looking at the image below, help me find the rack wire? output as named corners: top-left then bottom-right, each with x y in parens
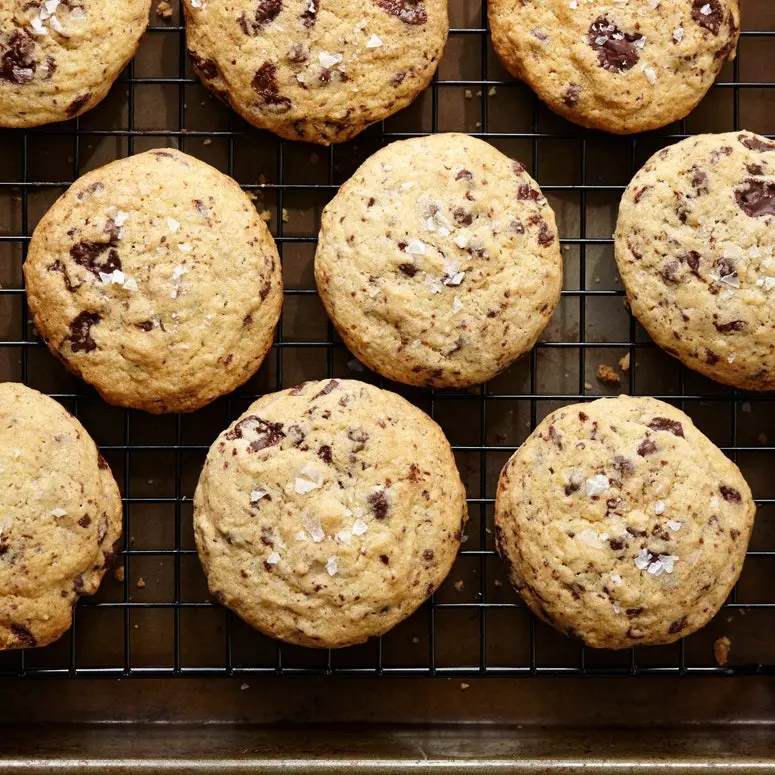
top-left (0, 0), bottom-right (773, 679)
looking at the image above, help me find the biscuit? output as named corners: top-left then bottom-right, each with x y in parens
top-left (315, 133), bottom-right (563, 388)
top-left (495, 395), bottom-right (755, 649)
top-left (194, 378), bottom-right (467, 648)
top-left (24, 148), bottom-right (283, 414)
top-left (183, 0), bottom-right (448, 145)
top-left (0, 0), bottom-right (151, 128)
top-left (0, 382), bottom-right (122, 651)
top-left (489, 0), bottom-right (740, 134)
top-left (615, 130), bottom-right (775, 391)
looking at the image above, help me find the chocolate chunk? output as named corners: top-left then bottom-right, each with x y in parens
top-left (648, 418), bottom-right (684, 438)
top-left (692, 0), bottom-right (723, 35)
top-left (711, 146), bottom-right (733, 164)
top-left (633, 185), bottom-right (651, 204)
top-left (714, 319), bottom-right (747, 333)
top-left (735, 179), bottom-right (775, 218)
top-left (239, 0), bottom-right (283, 35)
top-left (510, 219), bottom-right (525, 235)
top-left (300, 0), bottom-right (318, 26)
top-left (10, 623), bottom-right (36, 648)
top-left (611, 455), bottom-right (634, 478)
top-left (715, 257), bottom-right (737, 282)
top-left (380, 554), bottom-right (390, 565)
top-left (456, 169), bottom-right (473, 182)
top-left (98, 454), bottom-right (109, 470)
top-left (371, 0), bottom-right (427, 25)
top-left (48, 260), bottom-right (77, 292)
top-left (314, 379), bottom-right (339, 398)
top-left (70, 235), bottom-right (121, 277)
top-left (637, 437), bottom-right (657, 457)
top-left (225, 415), bottom-right (285, 451)
top-left (608, 537), bottom-right (625, 551)
top-left (720, 484), bottom-right (742, 503)
top-left (347, 427), bottom-right (369, 453)
top-left (739, 133), bottom-right (775, 152)
top-left (563, 84), bottom-right (580, 107)
top-left (691, 166), bottom-right (709, 195)
top-left (517, 183), bottom-right (541, 201)
top-left (398, 263), bottom-right (418, 277)
top-left (668, 616), bottom-right (688, 634)
top-left (587, 17), bottom-right (642, 72)
top-left (682, 251), bottom-right (701, 275)
top-left (318, 445), bottom-right (332, 464)
top-left (626, 607), bottom-right (644, 617)
top-left (66, 92), bottom-right (92, 117)
top-left (188, 49), bottom-right (218, 79)
top-left (78, 515), bottom-right (91, 528)
top-left (136, 321), bottom-right (154, 332)
top-left (368, 490), bottom-right (389, 519)
top-left (453, 207), bottom-right (473, 226)
top-left (43, 54), bottom-right (55, 80)
top-left (705, 349), bottom-right (720, 365)
top-left (660, 258), bottom-right (681, 283)
top-left (0, 30), bottom-right (36, 85)
top-left (423, 549), bottom-right (434, 560)
top-left (537, 220), bottom-right (554, 246)
top-left (252, 62), bottom-right (291, 113)
top-left (67, 311), bottom-right (101, 353)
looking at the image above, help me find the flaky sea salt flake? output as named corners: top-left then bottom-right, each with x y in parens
top-left (50, 508), bottom-right (68, 517)
top-left (352, 518), bottom-right (368, 536)
top-left (366, 34), bottom-right (383, 48)
top-left (585, 474), bottom-right (610, 497)
top-left (266, 551), bottom-right (281, 565)
top-left (326, 556), bottom-right (338, 576)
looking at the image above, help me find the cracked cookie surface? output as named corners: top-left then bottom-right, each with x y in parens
top-left (495, 395), bottom-right (755, 649)
top-left (615, 131), bottom-right (775, 391)
top-left (315, 133), bottom-right (563, 388)
top-left (0, 382), bottom-right (122, 651)
top-left (24, 148), bottom-right (282, 413)
top-left (194, 378), bottom-right (467, 648)
top-left (489, 0), bottom-right (739, 134)
top-left (0, 0), bottom-right (151, 127)
top-left (183, 0), bottom-right (448, 144)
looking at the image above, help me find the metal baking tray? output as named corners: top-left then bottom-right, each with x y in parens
top-left (0, 0), bottom-right (773, 771)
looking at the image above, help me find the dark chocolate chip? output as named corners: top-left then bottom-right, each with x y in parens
top-left (587, 17), bottom-right (642, 72)
top-left (517, 183), bottom-right (541, 201)
top-left (398, 263), bottom-right (418, 277)
top-left (636, 437), bottom-right (657, 456)
top-left (682, 251), bottom-right (701, 275)
top-left (78, 515), bottom-right (91, 528)
top-left (738, 133), bottom-right (775, 152)
top-left (648, 418), bottom-right (684, 438)
top-left (225, 415), bottom-right (285, 451)
top-left (368, 490), bottom-right (389, 519)
top-left (660, 258), bottom-right (681, 283)
top-left (720, 484), bottom-right (742, 503)
top-left (252, 62), bottom-right (291, 113)
top-left (668, 616), bottom-right (688, 635)
top-left (713, 319), bottom-right (747, 333)
top-left (300, 0), bottom-right (318, 27)
top-left (371, 0), bottom-right (427, 25)
top-left (239, 0), bottom-right (283, 35)
top-left (0, 30), bottom-right (36, 85)
top-left (314, 379), bottom-right (339, 399)
top-left (735, 179), bottom-right (775, 218)
top-left (66, 92), bottom-right (91, 117)
top-left (10, 623), bottom-right (36, 648)
top-left (318, 445), bottom-right (332, 464)
top-left (692, 0), bottom-right (723, 35)
top-left (423, 549), bottom-right (434, 560)
top-left (563, 84), bottom-right (580, 107)
top-left (70, 235), bottom-right (121, 277)
top-left (187, 49), bottom-right (218, 79)
top-left (67, 311), bottom-right (101, 353)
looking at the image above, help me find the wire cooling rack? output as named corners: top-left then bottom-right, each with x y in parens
top-left (0, 0), bottom-right (773, 679)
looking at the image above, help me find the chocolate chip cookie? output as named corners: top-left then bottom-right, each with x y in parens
top-left (194, 378), bottom-right (467, 648)
top-left (615, 131), bottom-right (775, 391)
top-left (183, 0), bottom-right (448, 145)
top-left (0, 0), bottom-right (151, 128)
top-left (315, 133), bottom-right (563, 388)
top-left (495, 395), bottom-right (755, 650)
top-left (24, 148), bottom-right (283, 414)
top-left (0, 382), bottom-right (122, 651)
top-left (489, 0), bottom-right (740, 134)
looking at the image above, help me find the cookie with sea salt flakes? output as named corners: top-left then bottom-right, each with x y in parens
top-left (315, 133), bottom-right (563, 388)
top-left (182, 0), bottom-right (448, 145)
top-left (489, 0), bottom-right (739, 134)
top-left (615, 131), bottom-right (775, 391)
top-left (194, 379), bottom-right (467, 648)
top-left (0, 0), bottom-right (151, 128)
top-left (0, 382), bottom-right (122, 651)
top-left (24, 148), bottom-right (282, 414)
top-left (495, 395), bottom-right (755, 650)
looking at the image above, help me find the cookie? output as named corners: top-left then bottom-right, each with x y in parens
top-left (0, 0), bottom-right (151, 128)
top-left (24, 148), bottom-right (283, 414)
top-left (183, 0), bottom-right (448, 145)
top-left (489, 0), bottom-right (739, 134)
top-left (615, 131), bottom-right (775, 391)
top-left (194, 378), bottom-right (467, 648)
top-left (495, 395), bottom-right (755, 650)
top-left (0, 382), bottom-right (122, 651)
top-left (315, 134), bottom-right (563, 388)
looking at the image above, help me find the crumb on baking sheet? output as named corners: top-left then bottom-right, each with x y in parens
top-left (619, 353), bottom-right (631, 372)
top-left (114, 566), bottom-right (125, 583)
top-left (465, 89), bottom-right (473, 99)
top-left (282, 208), bottom-right (289, 223)
top-left (453, 580), bottom-right (464, 592)
top-left (460, 682), bottom-right (470, 691)
top-left (488, 86), bottom-right (497, 97)
top-left (259, 209), bottom-right (271, 222)
top-left (156, 0), bottom-right (173, 18)
top-left (714, 636), bottom-right (732, 666)
top-left (136, 577), bottom-right (146, 589)
top-left (597, 364), bottom-right (621, 385)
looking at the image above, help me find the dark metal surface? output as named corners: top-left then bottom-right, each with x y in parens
top-left (0, 0), bottom-right (773, 769)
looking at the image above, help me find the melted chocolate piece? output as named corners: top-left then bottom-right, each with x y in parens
top-left (368, 490), bottom-right (389, 519)
top-left (67, 311), bottom-right (102, 353)
top-left (0, 30), bottom-right (36, 85)
top-left (588, 17), bottom-right (642, 72)
top-left (735, 179), bottom-right (775, 218)
top-left (70, 234), bottom-right (121, 277)
top-left (252, 62), bottom-right (291, 113)
top-left (225, 415), bottom-right (285, 451)
top-left (240, 0), bottom-right (283, 35)
top-left (738, 133), bottom-right (775, 152)
top-left (648, 418), bottom-right (684, 438)
top-left (371, 0), bottom-right (427, 25)
top-left (300, 0), bottom-right (318, 27)
top-left (691, 0), bottom-right (723, 35)
top-left (720, 484), bottom-right (742, 503)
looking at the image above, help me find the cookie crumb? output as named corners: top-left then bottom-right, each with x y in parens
top-left (282, 208), bottom-right (289, 223)
top-left (240, 682), bottom-right (250, 690)
top-left (203, 138), bottom-right (212, 146)
top-left (758, 432), bottom-right (768, 446)
top-left (453, 580), bottom-right (464, 592)
top-left (114, 566), bottom-right (125, 583)
top-left (460, 682), bottom-right (470, 691)
top-left (584, 381), bottom-right (592, 392)
top-left (136, 577), bottom-right (146, 589)
top-left (488, 86), bottom-right (497, 97)
top-left (619, 353), bottom-right (631, 372)
top-left (156, 0), bottom-right (173, 18)
top-left (411, 636), bottom-right (419, 644)
top-left (494, 579), bottom-right (503, 587)
top-left (597, 364), bottom-right (621, 385)
top-left (464, 89), bottom-right (473, 99)
top-left (714, 636), bottom-right (731, 666)
top-left (259, 209), bottom-right (271, 222)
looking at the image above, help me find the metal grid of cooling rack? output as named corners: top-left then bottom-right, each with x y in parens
top-left (0, 1), bottom-right (773, 679)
